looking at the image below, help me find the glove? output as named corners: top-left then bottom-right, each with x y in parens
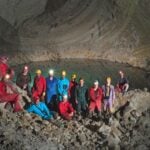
top-left (42, 92), bottom-right (46, 97)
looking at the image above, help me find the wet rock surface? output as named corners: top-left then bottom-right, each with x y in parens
top-left (0, 89), bottom-right (150, 150)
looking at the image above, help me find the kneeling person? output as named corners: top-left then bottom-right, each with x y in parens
top-left (59, 95), bottom-right (75, 120)
top-left (26, 98), bottom-right (55, 120)
top-left (0, 74), bottom-right (22, 112)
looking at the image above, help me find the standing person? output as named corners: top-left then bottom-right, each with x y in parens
top-left (58, 70), bottom-right (69, 101)
top-left (16, 65), bottom-right (31, 96)
top-left (0, 56), bottom-right (14, 79)
top-left (102, 77), bottom-right (115, 115)
top-left (32, 69), bottom-right (46, 102)
top-left (89, 80), bottom-right (103, 118)
top-left (46, 69), bottom-right (58, 111)
top-left (116, 70), bottom-right (129, 95)
top-left (0, 74), bottom-right (22, 112)
top-left (69, 74), bottom-right (78, 109)
top-left (75, 78), bottom-right (88, 116)
top-left (59, 95), bottom-right (75, 120)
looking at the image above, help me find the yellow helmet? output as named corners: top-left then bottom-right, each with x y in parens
top-left (107, 77), bottom-right (112, 82)
top-left (72, 74), bottom-right (77, 79)
top-left (36, 69), bottom-right (42, 74)
top-left (62, 70), bottom-right (66, 76)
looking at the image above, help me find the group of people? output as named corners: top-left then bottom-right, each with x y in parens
top-left (0, 56), bottom-right (129, 121)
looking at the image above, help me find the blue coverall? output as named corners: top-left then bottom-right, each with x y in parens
top-left (26, 102), bottom-right (54, 120)
top-left (46, 77), bottom-right (58, 104)
top-left (58, 77), bottom-right (69, 101)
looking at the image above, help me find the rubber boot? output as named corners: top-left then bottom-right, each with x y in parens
top-left (97, 111), bottom-right (102, 120)
top-left (108, 113), bottom-right (113, 125)
top-left (83, 110), bottom-right (88, 118)
top-left (89, 111), bottom-right (93, 118)
top-left (103, 110), bottom-right (107, 119)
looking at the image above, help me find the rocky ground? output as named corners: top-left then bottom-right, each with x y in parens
top-left (0, 88), bottom-right (150, 150)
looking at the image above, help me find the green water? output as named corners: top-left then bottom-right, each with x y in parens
top-left (12, 59), bottom-right (150, 90)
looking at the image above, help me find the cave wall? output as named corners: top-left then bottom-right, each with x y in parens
top-left (0, 0), bottom-right (150, 69)
top-left (0, 0), bottom-right (47, 26)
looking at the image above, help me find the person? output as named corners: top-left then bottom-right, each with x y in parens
top-left (89, 80), bottom-right (103, 118)
top-left (0, 56), bottom-right (14, 79)
top-left (26, 97), bottom-right (55, 120)
top-left (102, 77), bottom-right (115, 115)
top-left (58, 70), bottom-right (69, 101)
top-left (16, 65), bottom-right (31, 96)
top-left (0, 74), bottom-right (22, 112)
top-left (32, 69), bottom-right (46, 102)
top-left (46, 69), bottom-right (58, 111)
top-left (69, 74), bottom-right (78, 109)
top-left (59, 95), bottom-right (75, 120)
top-left (116, 70), bottom-right (129, 95)
top-left (75, 78), bottom-right (88, 116)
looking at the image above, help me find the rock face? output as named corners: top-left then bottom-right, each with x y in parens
top-left (0, 89), bottom-right (150, 150)
top-left (0, 0), bottom-right (47, 26)
top-left (0, 0), bottom-right (150, 69)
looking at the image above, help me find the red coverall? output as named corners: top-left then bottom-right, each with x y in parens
top-left (0, 81), bottom-right (22, 112)
top-left (0, 62), bottom-right (9, 78)
top-left (32, 76), bottom-right (46, 101)
top-left (69, 80), bottom-right (78, 108)
top-left (59, 101), bottom-right (74, 120)
top-left (69, 81), bottom-right (77, 97)
top-left (89, 87), bottom-right (103, 112)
